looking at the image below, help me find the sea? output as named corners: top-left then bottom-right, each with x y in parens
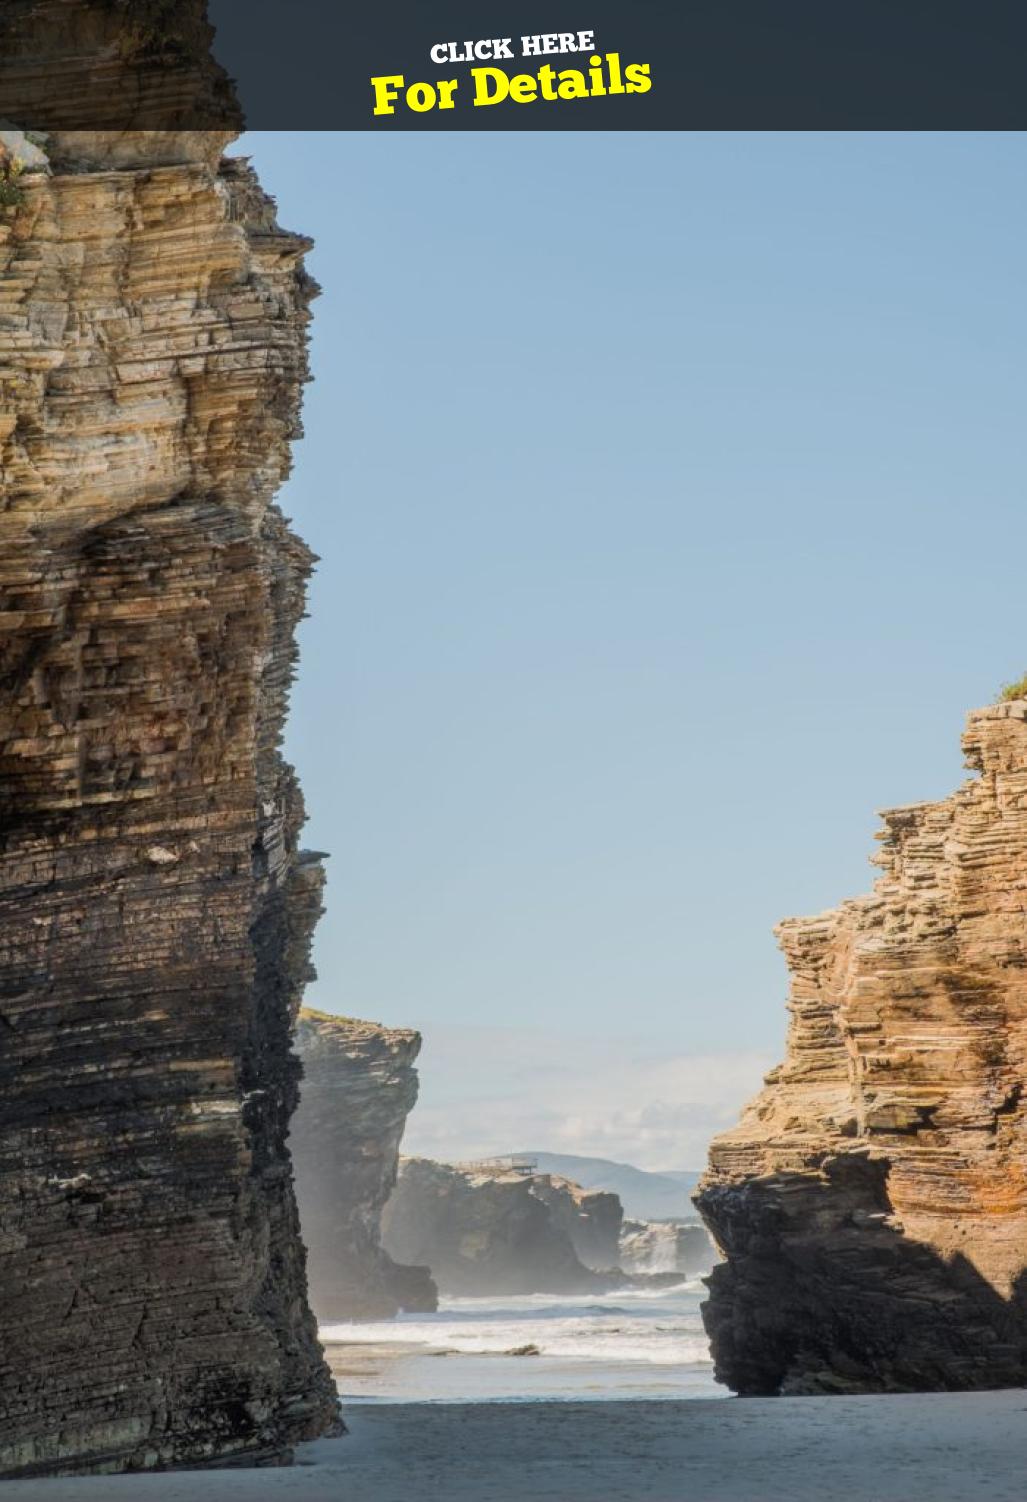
top-left (321, 1281), bottom-right (722, 1403)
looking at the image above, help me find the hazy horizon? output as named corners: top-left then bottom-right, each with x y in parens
top-left (397, 1020), bottom-right (769, 1171)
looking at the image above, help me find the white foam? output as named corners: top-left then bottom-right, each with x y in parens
top-left (321, 1285), bottom-right (712, 1368)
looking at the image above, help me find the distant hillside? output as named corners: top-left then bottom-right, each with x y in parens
top-left (516, 1153), bottom-right (702, 1221)
top-left (660, 1171), bottom-right (704, 1190)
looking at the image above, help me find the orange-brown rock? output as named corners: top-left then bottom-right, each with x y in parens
top-left (697, 697), bottom-right (1027, 1394)
top-left (0, 134), bottom-right (338, 1472)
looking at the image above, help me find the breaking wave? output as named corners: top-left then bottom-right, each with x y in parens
top-left (322, 1282), bottom-right (712, 1369)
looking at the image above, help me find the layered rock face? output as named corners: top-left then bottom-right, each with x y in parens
top-left (291, 1010), bottom-right (437, 1322)
top-left (530, 1176), bottom-right (623, 1270)
top-left (697, 698), bottom-right (1027, 1395)
top-left (383, 1160), bottom-right (614, 1296)
top-left (619, 1220), bottom-right (715, 1278)
top-left (0, 0), bottom-right (241, 137)
top-left (0, 135), bottom-right (339, 1471)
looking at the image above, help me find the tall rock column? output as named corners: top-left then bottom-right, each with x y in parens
top-left (0, 137), bottom-right (338, 1473)
top-left (697, 698), bottom-right (1027, 1395)
top-left (291, 1010), bottom-right (438, 1322)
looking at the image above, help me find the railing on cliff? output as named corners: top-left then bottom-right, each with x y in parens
top-left (456, 1155), bottom-right (539, 1177)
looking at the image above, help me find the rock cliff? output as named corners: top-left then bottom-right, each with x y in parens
top-left (697, 697), bottom-right (1027, 1395)
top-left (291, 1010), bottom-right (437, 1322)
top-left (0, 132), bottom-right (339, 1471)
top-left (530, 1176), bottom-right (623, 1271)
top-left (0, 0), bottom-right (241, 137)
top-left (383, 1160), bottom-right (616, 1296)
top-left (619, 1220), bottom-right (716, 1278)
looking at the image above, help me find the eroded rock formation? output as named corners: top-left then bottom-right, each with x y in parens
top-left (291, 1010), bottom-right (437, 1322)
top-left (530, 1176), bottom-right (623, 1271)
top-left (0, 133), bottom-right (339, 1472)
top-left (619, 1220), bottom-right (715, 1278)
top-left (697, 698), bottom-right (1027, 1394)
top-left (382, 1159), bottom-right (619, 1296)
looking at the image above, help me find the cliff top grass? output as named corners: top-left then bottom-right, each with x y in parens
top-left (997, 674), bottom-right (1027, 703)
top-left (0, 156), bottom-right (25, 208)
top-left (299, 1006), bottom-right (364, 1026)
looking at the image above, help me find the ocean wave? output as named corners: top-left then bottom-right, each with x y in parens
top-left (321, 1285), bottom-right (712, 1368)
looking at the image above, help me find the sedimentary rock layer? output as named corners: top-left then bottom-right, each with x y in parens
top-left (0, 0), bottom-right (241, 135)
top-left (697, 698), bottom-right (1027, 1395)
top-left (291, 1010), bottom-right (437, 1322)
top-left (383, 1159), bottom-right (616, 1296)
top-left (0, 135), bottom-right (338, 1472)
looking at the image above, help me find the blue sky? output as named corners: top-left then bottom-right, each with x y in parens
top-left (241, 132), bottom-right (1025, 1164)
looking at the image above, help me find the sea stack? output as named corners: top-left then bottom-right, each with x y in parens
top-left (697, 697), bottom-right (1027, 1395)
top-left (618, 1220), bottom-right (716, 1278)
top-left (291, 1011), bottom-right (438, 1321)
top-left (382, 1158), bottom-right (616, 1295)
top-left (0, 84), bottom-right (338, 1482)
top-left (529, 1176), bottom-right (623, 1270)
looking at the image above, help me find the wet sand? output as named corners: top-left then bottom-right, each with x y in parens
top-left (323, 1334), bottom-right (720, 1402)
top-left (6, 1390), bottom-right (1027, 1501)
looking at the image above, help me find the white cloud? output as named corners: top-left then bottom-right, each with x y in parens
top-left (400, 1022), bottom-right (773, 1172)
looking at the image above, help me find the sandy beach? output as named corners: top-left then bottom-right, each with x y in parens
top-left (5, 1391), bottom-right (1027, 1501)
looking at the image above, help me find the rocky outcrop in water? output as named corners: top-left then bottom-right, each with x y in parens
top-left (382, 1160), bottom-right (618, 1296)
top-left (697, 697), bottom-right (1027, 1395)
top-left (291, 1010), bottom-right (437, 1321)
top-left (619, 1221), bottom-right (716, 1278)
top-left (530, 1176), bottom-right (623, 1271)
top-left (0, 129), bottom-right (338, 1472)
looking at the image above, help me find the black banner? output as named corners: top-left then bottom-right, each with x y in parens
top-left (1, 0), bottom-right (1025, 130)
